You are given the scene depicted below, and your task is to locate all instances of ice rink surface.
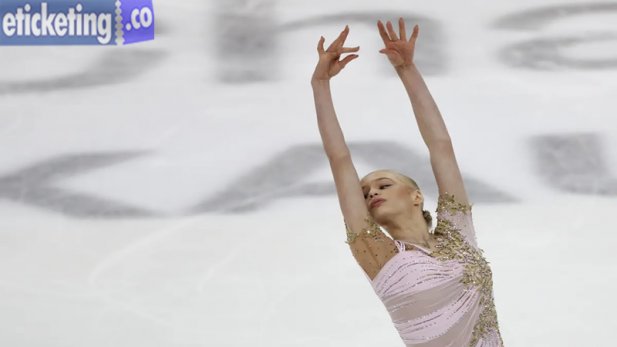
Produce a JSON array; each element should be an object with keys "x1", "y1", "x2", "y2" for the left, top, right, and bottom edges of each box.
[{"x1": 1, "y1": 0, "x2": 617, "y2": 346}]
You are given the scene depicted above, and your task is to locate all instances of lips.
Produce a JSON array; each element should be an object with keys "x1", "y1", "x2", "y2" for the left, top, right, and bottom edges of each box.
[{"x1": 370, "y1": 198, "x2": 385, "y2": 209}]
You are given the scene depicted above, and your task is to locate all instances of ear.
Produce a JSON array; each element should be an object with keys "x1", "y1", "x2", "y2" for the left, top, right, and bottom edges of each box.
[{"x1": 411, "y1": 189, "x2": 423, "y2": 206}]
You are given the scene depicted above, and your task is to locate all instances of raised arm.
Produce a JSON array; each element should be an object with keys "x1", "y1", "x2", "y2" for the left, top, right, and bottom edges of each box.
[
  {"x1": 311, "y1": 26, "x2": 357, "y2": 161},
  {"x1": 377, "y1": 18, "x2": 470, "y2": 205},
  {"x1": 311, "y1": 26, "x2": 397, "y2": 280}
]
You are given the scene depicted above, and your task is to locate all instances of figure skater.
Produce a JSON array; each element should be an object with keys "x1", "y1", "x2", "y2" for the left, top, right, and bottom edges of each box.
[{"x1": 311, "y1": 18, "x2": 505, "y2": 346}]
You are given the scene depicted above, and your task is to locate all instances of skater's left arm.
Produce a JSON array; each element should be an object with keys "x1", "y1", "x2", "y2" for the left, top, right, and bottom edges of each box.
[
  {"x1": 397, "y1": 64, "x2": 470, "y2": 205},
  {"x1": 377, "y1": 18, "x2": 470, "y2": 205}
]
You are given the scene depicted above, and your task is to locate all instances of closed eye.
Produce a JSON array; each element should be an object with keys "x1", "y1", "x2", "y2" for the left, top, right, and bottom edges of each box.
[{"x1": 363, "y1": 184, "x2": 391, "y2": 199}]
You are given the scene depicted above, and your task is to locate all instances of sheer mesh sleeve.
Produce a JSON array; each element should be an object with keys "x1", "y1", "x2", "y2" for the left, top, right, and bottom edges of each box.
[
  {"x1": 434, "y1": 192, "x2": 479, "y2": 249},
  {"x1": 344, "y1": 213, "x2": 398, "y2": 281}
]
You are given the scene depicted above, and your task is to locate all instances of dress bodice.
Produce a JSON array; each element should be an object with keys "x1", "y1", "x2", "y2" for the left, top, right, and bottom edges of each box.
[{"x1": 346, "y1": 193, "x2": 505, "y2": 346}]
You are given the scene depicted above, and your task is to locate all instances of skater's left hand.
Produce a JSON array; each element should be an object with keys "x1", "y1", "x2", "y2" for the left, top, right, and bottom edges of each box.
[{"x1": 377, "y1": 18, "x2": 419, "y2": 70}]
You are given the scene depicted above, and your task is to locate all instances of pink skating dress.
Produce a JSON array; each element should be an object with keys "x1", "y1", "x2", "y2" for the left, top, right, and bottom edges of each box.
[{"x1": 345, "y1": 193, "x2": 505, "y2": 347}]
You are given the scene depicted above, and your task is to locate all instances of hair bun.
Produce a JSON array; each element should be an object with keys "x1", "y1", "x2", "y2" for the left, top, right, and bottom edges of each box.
[{"x1": 422, "y1": 209, "x2": 433, "y2": 228}]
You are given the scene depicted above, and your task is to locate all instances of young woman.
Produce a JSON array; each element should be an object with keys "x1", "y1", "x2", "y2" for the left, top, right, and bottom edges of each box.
[{"x1": 311, "y1": 18, "x2": 505, "y2": 346}]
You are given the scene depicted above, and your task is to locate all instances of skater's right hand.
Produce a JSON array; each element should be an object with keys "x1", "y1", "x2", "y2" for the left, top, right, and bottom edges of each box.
[{"x1": 311, "y1": 25, "x2": 359, "y2": 83}]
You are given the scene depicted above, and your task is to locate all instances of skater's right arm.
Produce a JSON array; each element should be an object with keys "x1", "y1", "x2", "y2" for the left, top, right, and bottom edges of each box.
[{"x1": 312, "y1": 27, "x2": 397, "y2": 281}]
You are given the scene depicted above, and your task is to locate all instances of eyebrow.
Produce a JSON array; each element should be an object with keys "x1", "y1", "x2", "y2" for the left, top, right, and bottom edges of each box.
[{"x1": 361, "y1": 177, "x2": 393, "y2": 189}]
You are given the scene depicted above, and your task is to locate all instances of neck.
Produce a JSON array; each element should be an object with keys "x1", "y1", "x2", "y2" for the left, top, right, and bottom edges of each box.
[{"x1": 382, "y1": 210, "x2": 432, "y2": 245}]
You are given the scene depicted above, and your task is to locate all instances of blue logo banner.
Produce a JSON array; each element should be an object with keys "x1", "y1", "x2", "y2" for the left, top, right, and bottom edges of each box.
[{"x1": 0, "y1": 0, "x2": 154, "y2": 45}]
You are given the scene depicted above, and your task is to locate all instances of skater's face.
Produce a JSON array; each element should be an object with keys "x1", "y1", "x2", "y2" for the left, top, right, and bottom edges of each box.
[{"x1": 360, "y1": 171, "x2": 420, "y2": 219}]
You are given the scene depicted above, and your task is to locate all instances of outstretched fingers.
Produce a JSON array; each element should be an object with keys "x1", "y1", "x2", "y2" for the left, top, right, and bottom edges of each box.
[
  {"x1": 338, "y1": 53, "x2": 358, "y2": 69},
  {"x1": 398, "y1": 17, "x2": 407, "y2": 42},
  {"x1": 340, "y1": 46, "x2": 360, "y2": 54},
  {"x1": 378, "y1": 18, "x2": 419, "y2": 44},
  {"x1": 377, "y1": 20, "x2": 390, "y2": 44},
  {"x1": 386, "y1": 21, "x2": 399, "y2": 41},
  {"x1": 317, "y1": 36, "x2": 325, "y2": 54},
  {"x1": 379, "y1": 48, "x2": 396, "y2": 55},
  {"x1": 326, "y1": 25, "x2": 349, "y2": 52},
  {"x1": 410, "y1": 24, "x2": 419, "y2": 43}
]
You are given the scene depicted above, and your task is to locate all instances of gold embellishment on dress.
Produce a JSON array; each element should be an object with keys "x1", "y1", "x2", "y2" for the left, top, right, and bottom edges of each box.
[
  {"x1": 436, "y1": 192, "x2": 473, "y2": 215},
  {"x1": 431, "y1": 217, "x2": 505, "y2": 346},
  {"x1": 344, "y1": 213, "x2": 384, "y2": 245}
]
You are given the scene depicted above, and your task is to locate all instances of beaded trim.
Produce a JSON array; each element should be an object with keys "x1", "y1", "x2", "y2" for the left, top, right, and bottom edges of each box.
[
  {"x1": 344, "y1": 214, "x2": 384, "y2": 245},
  {"x1": 436, "y1": 192, "x2": 473, "y2": 215},
  {"x1": 431, "y1": 198, "x2": 505, "y2": 347}
]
